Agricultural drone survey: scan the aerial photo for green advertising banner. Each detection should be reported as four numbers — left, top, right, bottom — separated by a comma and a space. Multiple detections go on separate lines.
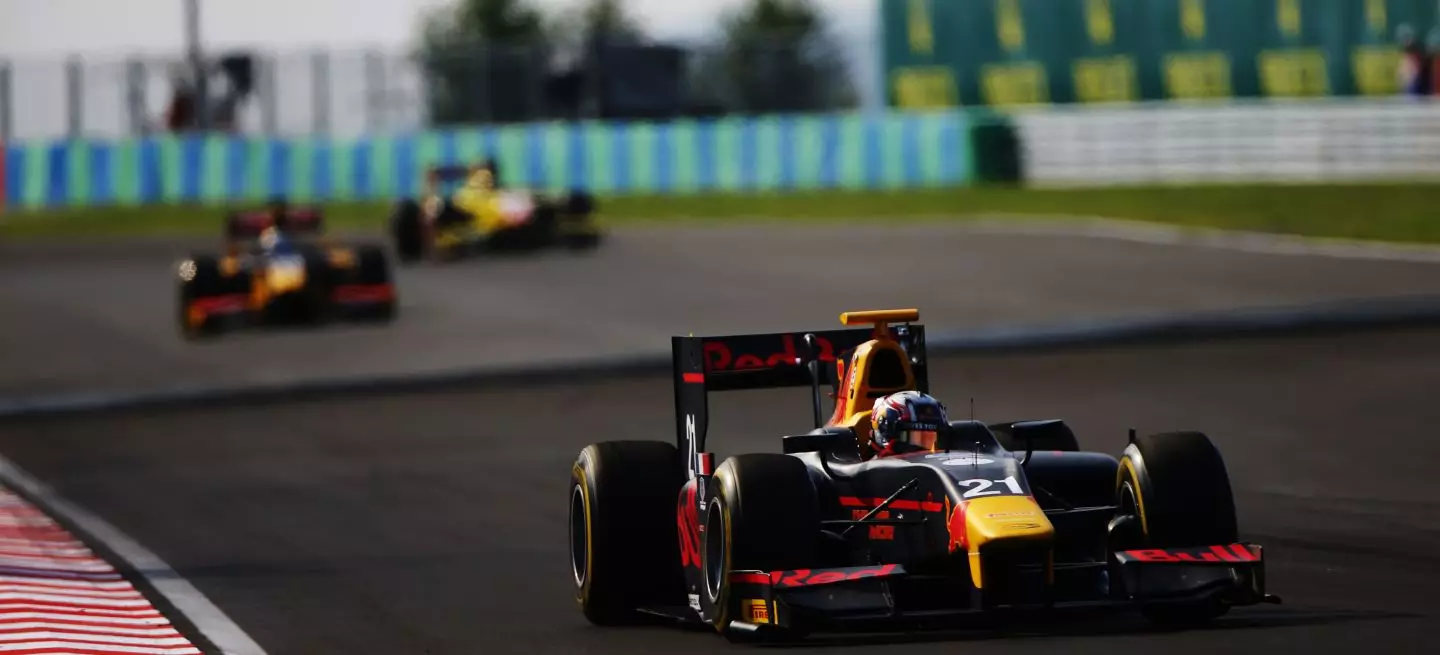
882, 0, 1440, 107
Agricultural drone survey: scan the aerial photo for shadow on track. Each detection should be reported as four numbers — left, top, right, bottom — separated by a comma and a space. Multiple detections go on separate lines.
697, 606, 1420, 650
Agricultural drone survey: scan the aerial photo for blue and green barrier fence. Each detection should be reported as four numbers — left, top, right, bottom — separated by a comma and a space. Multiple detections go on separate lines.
0, 111, 991, 212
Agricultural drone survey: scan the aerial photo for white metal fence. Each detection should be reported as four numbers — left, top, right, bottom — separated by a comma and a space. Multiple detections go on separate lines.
0, 32, 882, 143
1009, 97, 1440, 185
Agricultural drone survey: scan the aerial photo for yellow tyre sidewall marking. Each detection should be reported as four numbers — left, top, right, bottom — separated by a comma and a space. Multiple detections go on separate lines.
571, 463, 593, 607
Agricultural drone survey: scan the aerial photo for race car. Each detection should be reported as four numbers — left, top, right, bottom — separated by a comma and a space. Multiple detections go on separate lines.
176, 199, 397, 339
389, 160, 600, 263
568, 309, 1279, 641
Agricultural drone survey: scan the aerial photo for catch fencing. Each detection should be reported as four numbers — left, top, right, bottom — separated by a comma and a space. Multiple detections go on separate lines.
0, 34, 882, 143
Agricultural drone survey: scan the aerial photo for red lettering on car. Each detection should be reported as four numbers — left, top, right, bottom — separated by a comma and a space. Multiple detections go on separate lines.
675, 484, 701, 568
774, 569, 812, 586
1126, 549, 1178, 562
771, 564, 899, 588
702, 334, 838, 372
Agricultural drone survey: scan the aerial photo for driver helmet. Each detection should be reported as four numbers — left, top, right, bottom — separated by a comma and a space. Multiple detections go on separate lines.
258, 225, 294, 254
466, 166, 495, 191
870, 391, 948, 456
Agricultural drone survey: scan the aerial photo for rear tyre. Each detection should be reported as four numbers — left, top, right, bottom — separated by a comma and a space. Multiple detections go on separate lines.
289, 250, 334, 325
560, 191, 602, 251
354, 245, 397, 321
390, 199, 425, 263
702, 454, 819, 638
569, 441, 685, 626
1116, 431, 1238, 626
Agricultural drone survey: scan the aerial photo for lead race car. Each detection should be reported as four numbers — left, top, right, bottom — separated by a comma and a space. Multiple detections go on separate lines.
569, 309, 1278, 641
176, 199, 397, 339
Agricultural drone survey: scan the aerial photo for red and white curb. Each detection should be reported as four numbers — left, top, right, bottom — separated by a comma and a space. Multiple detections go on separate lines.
0, 487, 202, 654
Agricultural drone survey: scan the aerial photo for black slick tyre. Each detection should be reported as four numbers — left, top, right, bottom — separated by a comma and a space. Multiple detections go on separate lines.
355, 245, 397, 321
701, 454, 819, 638
390, 199, 425, 263
1116, 431, 1239, 626
288, 250, 334, 325
569, 441, 684, 626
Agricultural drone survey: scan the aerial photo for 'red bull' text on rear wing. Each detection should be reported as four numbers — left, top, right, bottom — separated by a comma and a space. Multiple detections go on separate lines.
671, 314, 928, 478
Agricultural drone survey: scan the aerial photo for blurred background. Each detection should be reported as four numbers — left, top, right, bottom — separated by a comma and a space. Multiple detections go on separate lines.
1, 0, 1439, 211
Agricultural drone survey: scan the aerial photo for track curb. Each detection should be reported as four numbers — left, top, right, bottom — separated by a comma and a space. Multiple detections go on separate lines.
2, 294, 1438, 420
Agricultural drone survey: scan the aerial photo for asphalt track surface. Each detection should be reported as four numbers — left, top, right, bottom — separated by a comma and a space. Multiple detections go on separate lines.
0, 326, 1436, 655
5, 223, 1440, 401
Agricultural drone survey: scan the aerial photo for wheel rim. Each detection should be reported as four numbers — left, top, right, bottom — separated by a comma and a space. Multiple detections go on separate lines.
703, 501, 726, 601
569, 484, 588, 587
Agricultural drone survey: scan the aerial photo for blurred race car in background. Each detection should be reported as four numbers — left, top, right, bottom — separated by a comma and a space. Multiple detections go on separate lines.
176, 199, 397, 339
389, 160, 601, 263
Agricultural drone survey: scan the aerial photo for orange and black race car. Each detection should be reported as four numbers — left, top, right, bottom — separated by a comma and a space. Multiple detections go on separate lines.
389, 160, 600, 263
176, 199, 397, 339
568, 309, 1278, 642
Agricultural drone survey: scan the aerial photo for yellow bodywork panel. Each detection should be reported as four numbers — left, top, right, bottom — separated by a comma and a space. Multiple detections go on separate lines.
962, 495, 1055, 589
327, 248, 356, 269
452, 187, 510, 234
825, 309, 924, 449
840, 308, 920, 327
265, 264, 306, 295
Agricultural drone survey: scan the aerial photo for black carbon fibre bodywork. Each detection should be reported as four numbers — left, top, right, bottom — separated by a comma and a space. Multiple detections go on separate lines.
579, 317, 1276, 640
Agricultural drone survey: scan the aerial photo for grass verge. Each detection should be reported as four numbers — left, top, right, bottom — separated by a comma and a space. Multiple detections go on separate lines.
2, 182, 1438, 244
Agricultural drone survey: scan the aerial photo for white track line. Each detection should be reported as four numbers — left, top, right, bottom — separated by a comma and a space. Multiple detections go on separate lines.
0, 455, 267, 655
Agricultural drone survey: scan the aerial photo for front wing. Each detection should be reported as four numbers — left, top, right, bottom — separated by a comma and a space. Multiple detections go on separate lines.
707, 544, 1274, 635
183, 267, 394, 329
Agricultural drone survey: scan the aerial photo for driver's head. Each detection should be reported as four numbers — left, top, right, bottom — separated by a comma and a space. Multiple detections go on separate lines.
467, 166, 495, 190
870, 391, 948, 457
258, 225, 281, 250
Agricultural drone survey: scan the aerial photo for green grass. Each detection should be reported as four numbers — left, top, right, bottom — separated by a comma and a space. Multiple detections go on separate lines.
3, 182, 1439, 244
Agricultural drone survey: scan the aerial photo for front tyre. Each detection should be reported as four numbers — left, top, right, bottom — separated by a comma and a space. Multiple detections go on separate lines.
354, 245, 397, 321
390, 199, 425, 263
569, 441, 684, 625
701, 454, 819, 636
1116, 431, 1239, 626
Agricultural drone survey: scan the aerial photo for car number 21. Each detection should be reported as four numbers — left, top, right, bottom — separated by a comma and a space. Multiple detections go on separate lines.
956, 476, 1024, 498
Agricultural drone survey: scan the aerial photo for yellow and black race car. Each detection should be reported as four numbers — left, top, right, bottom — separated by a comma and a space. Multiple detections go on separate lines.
176, 199, 397, 339
568, 309, 1278, 641
389, 161, 600, 263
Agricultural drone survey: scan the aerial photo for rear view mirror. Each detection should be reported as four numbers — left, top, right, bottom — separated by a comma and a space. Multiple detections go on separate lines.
783, 428, 855, 455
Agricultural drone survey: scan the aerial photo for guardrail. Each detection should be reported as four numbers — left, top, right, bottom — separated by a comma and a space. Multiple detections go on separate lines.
0, 111, 969, 210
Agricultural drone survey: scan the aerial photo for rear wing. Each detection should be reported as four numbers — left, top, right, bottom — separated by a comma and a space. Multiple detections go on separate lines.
672, 314, 928, 478
424, 160, 502, 192
225, 207, 324, 241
